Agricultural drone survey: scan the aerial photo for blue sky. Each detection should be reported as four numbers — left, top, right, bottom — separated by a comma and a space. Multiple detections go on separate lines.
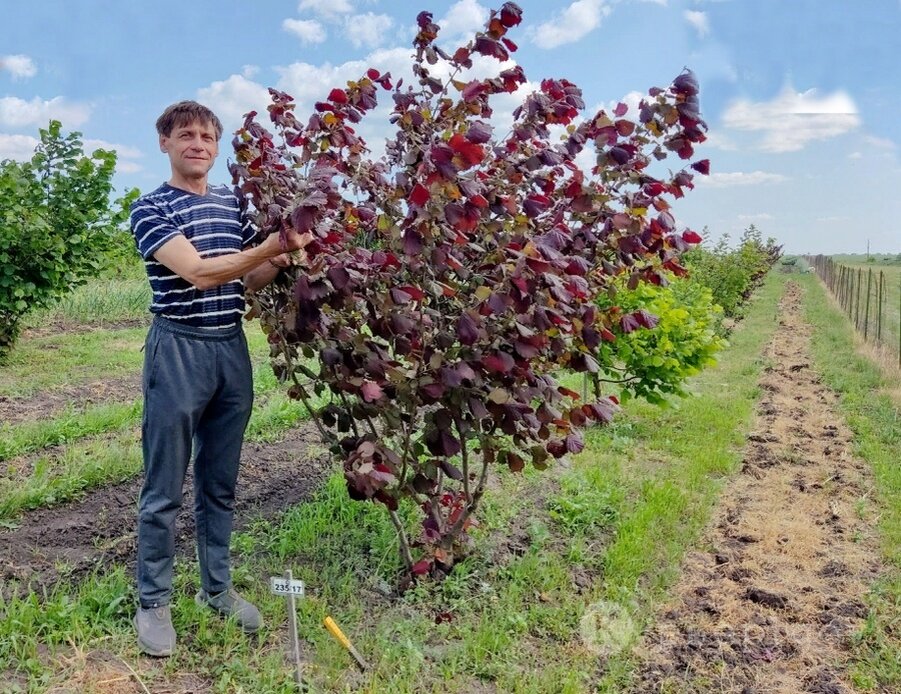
2, 0, 899, 255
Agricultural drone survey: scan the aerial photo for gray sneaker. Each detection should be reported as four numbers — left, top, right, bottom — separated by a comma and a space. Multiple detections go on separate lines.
134, 605, 176, 657
195, 588, 262, 633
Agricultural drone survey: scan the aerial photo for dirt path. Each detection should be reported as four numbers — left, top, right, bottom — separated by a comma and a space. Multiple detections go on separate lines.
0, 422, 331, 595
632, 282, 883, 693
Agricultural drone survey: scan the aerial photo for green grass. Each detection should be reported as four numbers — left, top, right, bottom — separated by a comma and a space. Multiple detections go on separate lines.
797, 272, 901, 689
4, 271, 897, 693
823, 256, 901, 359
23, 277, 152, 329
0, 429, 142, 520
0, 400, 141, 463
0, 274, 786, 692
0, 333, 321, 519
0, 390, 318, 521
0, 327, 148, 399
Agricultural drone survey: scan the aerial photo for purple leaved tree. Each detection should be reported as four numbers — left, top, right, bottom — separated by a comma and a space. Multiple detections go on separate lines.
230, 3, 708, 579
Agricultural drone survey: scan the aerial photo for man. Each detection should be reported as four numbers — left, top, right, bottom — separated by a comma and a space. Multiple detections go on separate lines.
130, 100, 308, 657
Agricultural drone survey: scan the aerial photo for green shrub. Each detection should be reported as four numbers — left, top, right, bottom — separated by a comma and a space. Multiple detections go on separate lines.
683, 225, 781, 318
593, 276, 727, 404
0, 121, 137, 359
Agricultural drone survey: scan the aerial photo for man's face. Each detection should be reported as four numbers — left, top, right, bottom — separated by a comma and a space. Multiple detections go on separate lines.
159, 120, 219, 181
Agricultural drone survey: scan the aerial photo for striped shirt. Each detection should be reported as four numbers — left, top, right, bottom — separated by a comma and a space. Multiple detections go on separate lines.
130, 183, 256, 328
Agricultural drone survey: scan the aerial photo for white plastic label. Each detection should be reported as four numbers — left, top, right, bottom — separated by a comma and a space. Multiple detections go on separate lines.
270, 576, 305, 597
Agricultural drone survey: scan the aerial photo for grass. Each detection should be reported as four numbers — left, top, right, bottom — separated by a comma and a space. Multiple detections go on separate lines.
23, 277, 151, 329
0, 330, 322, 519
0, 327, 148, 399
0, 400, 142, 463
0, 429, 142, 520
796, 272, 901, 689
0, 274, 785, 692
0, 389, 319, 522
819, 255, 901, 361
2, 271, 898, 692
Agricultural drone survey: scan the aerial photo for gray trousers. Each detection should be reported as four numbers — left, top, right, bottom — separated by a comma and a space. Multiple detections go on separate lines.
137, 316, 253, 608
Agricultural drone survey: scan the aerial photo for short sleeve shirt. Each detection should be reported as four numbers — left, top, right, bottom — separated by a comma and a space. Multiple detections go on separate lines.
130, 183, 256, 328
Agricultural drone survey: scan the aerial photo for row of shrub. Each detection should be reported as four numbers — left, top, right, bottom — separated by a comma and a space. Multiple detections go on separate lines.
592, 225, 782, 405
682, 225, 783, 319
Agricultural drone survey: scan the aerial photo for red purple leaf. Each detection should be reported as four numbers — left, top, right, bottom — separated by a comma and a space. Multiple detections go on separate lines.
457, 313, 479, 345
466, 121, 493, 144
506, 451, 525, 472
409, 183, 430, 207
328, 88, 348, 104
449, 133, 485, 168
440, 459, 464, 481
691, 159, 710, 175
672, 70, 699, 96
499, 2, 523, 27
482, 352, 515, 374
565, 433, 584, 454
411, 559, 432, 576
361, 381, 384, 402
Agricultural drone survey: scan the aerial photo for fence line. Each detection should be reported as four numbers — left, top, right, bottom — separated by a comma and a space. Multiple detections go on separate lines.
805, 255, 901, 368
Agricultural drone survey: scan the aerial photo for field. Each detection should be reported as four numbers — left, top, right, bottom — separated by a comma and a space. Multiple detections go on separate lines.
1, 272, 899, 693
812, 255, 901, 363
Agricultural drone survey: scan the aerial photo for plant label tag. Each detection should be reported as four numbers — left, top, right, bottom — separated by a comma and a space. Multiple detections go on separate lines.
270, 576, 305, 597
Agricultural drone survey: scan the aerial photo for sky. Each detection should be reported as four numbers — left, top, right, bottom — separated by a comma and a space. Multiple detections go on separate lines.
1, 0, 899, 255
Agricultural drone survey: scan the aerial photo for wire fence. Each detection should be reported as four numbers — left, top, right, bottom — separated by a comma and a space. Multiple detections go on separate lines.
805, 255, 901, 368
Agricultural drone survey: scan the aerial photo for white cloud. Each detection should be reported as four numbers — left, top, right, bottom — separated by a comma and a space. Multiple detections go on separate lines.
737, 213, 774, 222
0, 133, 143, 170
276, 48, 412, 108
82, 138, 143, 172
0, 54, 37, 80
437, 0, 489, 44
116, 160, 144, 174
297, 0, 353, 20
848, 151, 863, 159
196, 74, 272, 131
345, 13, 394, 49
530, 0, 611, 49
598, 90, 645, 119
283, 18, 326, 44
703, 129, 739, 151
195, 46, 414, 156
722, 86, 861, 152
242, 65, 260, 79
0, 133, 39, 161
862, 134, 896, 151
816, 215, 850, 223
684, 10, 710, 38
0, 96, 91, 128
701, 171, 788, 187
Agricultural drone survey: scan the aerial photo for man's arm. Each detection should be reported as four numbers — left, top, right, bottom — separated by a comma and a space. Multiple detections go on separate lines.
244, 251, 298, 292
153, 231, 311, 291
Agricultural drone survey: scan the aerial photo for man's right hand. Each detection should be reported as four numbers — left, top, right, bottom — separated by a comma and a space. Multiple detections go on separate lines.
276, 228, 314, 254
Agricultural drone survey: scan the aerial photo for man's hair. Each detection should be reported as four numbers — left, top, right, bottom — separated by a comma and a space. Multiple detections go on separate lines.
156, 101, 223, 139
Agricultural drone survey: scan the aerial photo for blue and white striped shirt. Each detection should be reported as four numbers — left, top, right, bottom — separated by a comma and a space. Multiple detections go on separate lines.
130, 183, 257, 328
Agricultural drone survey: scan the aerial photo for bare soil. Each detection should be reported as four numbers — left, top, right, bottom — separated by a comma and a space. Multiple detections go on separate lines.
632, 282, 883, 693
0, 422, 331, 596
0, 373, 143, 427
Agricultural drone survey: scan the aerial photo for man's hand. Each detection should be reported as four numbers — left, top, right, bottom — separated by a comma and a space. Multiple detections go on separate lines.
276, 229, 314, 254
269, 252, 293, 269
